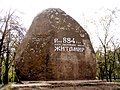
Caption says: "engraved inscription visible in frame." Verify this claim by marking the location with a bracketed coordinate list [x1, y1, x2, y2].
[54, 37, 85, 52]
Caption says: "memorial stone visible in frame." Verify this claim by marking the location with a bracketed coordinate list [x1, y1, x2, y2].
[15, 8, 96, 81]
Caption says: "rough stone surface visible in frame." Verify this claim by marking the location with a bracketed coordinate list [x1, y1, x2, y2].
[15, 8, 96, 81]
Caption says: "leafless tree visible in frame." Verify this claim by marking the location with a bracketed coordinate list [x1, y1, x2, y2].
[0, 10, 26, 84]
[92, 8, 119, 82]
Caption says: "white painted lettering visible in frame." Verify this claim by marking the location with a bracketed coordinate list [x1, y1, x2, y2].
[54, 46, 60, 51]
[54, 37, 85, 52]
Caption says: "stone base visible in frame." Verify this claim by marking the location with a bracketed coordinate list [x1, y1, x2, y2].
[5, 80, 120, 90]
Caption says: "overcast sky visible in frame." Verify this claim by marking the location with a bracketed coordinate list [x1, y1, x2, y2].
[0, 0, 120, 49]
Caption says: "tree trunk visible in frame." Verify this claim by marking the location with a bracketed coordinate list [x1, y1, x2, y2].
[0, 50, 5, 84]
[108, 64, 112, 82]
[104, 46, 109, 82]
[3, 43, 10, 85]
[99, 66, 104, 80]
[0, 66, 1, 83]
[113, 73, 116, 80]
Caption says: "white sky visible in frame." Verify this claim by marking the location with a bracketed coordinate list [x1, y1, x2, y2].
[0, 0, 120, 49]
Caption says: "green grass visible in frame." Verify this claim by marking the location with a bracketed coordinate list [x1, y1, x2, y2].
[113, 79, 120, 82]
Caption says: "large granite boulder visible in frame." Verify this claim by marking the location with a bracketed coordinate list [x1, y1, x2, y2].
[15, 8, 96, 81]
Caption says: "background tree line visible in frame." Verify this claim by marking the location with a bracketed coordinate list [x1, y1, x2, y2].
[96, 44, 120, 82]
[0, 10, 26, 85]
[94, 8, 120, 82]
